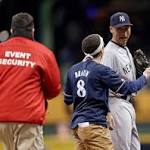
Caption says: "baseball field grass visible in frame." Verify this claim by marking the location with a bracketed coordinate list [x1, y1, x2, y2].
[44, 135, 74, 150]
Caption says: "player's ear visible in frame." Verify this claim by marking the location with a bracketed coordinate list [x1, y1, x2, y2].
[109, 26, 113, 34]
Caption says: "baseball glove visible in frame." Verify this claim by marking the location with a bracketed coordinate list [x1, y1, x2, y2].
[133, 49, 149, 77]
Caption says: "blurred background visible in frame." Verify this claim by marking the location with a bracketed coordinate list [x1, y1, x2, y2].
[0, 0, 150, 149]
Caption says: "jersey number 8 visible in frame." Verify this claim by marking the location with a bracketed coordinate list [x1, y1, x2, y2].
[77, 79, 86, 97]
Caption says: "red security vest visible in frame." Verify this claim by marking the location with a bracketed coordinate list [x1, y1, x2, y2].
[0, 37, 61, 124]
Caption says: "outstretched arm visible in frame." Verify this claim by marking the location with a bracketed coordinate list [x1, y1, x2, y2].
[101, 66, 150, 95]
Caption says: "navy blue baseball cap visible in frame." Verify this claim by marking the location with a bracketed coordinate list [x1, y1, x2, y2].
[110, 12, 133, 27]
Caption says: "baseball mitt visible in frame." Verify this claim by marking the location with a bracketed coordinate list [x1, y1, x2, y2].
[133, 49, 149, 77]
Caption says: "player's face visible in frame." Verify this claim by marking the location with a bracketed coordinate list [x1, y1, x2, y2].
[110, 26, 131, 46]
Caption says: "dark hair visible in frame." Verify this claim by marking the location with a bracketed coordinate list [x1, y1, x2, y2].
[11, 12, 34, 39]
[82, 34, 102, 55]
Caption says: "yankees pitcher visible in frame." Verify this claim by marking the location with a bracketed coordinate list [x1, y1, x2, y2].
[101, 12, 141, 150]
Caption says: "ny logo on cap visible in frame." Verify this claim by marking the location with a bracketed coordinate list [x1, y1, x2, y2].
[119, 15, 125, 22]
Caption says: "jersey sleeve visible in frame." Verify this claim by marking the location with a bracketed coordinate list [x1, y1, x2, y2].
[118, 75, 147, 94]
[64, 70, 73, 105]
[99, 66, 147, 95]
[42, 50, 61, 100]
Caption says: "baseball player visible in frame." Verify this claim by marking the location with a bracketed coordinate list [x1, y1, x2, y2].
[0, 12, 61, 150]
[101, 12, 141, 150]
[64, 34, 150, 150]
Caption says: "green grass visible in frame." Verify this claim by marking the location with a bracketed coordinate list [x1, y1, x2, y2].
[44, 135, 74, 150]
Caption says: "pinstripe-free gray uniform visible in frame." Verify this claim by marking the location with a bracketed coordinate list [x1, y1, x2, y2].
[101, 41, 141, 150]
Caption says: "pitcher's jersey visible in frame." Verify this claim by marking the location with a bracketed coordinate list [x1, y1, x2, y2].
[101, 41, 136, 98]
[102, 41, 136, 81]
[64, 58, 146, 128]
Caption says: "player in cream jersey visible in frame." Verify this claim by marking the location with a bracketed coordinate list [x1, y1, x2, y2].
[103, 41, 136, 81]
[101, 12, 141, 150]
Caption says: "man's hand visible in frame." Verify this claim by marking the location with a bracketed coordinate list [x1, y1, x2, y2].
[143, 67, 150, 79]
[106, 112, 115, 130]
